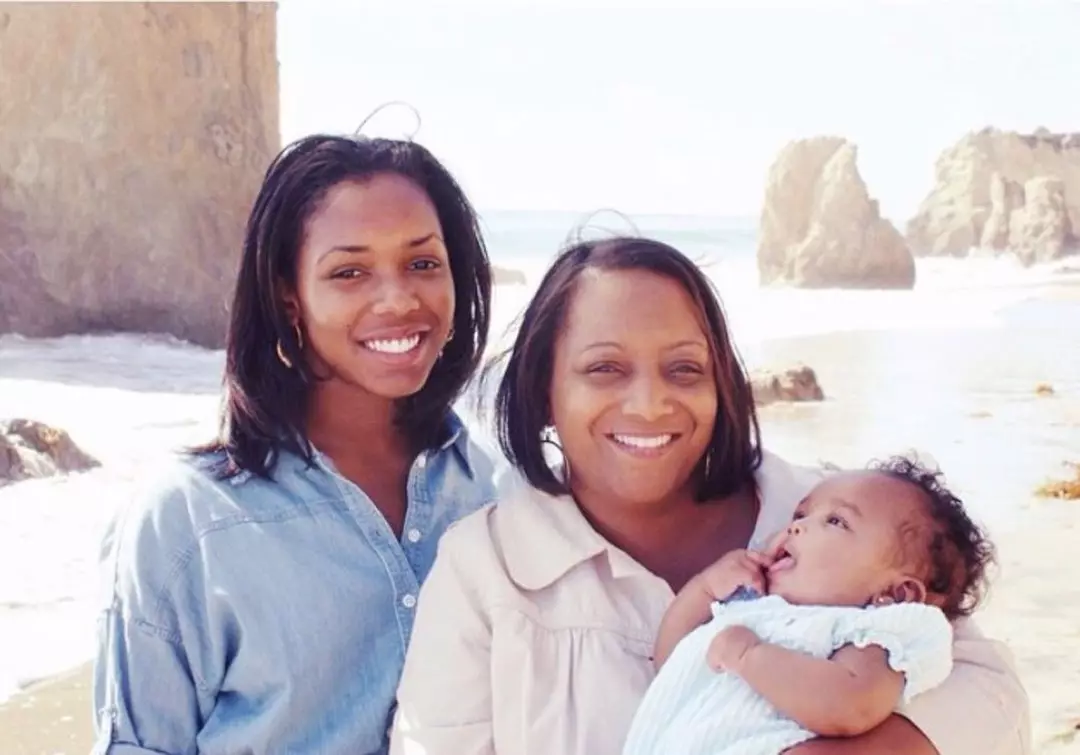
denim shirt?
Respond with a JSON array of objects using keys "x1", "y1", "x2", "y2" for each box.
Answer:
[{"x1": 92, "y1": 415, "x2": 496, "y2": 755}]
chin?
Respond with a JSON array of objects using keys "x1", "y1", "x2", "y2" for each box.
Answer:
[{"x1": 607, "y1": 477, "x2": 685, "y2": 510}]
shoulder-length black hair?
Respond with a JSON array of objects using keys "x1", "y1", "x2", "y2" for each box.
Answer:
[
  {"x1": 487, "y1": 236, "x2": 760, "y2": 501},
  {"x1": 203, "y1": 134, "x2": 491, "y2": 478}
]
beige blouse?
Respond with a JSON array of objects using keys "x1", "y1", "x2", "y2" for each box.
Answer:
[{"x1": 390, "y1": 452, "x2": 1030, "y2": 755}]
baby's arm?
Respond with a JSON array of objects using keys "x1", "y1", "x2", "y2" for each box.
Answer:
[
  {"x1": 654, "y1": 578, "x2": 715, "y2": 668},
  {"x1": 710, "y1": 627, "x2": 903, "y2": 737},
  {"x1": 654, "y1": 550, "x2": 769, "y2": 668}
]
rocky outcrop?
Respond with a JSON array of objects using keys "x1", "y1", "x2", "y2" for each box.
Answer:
[
  {"x1": 0, "y1": 419, "x2": 99, "y2": 485},
  {"x1": 493, "y1": 266, "x2": 527, "y2": 285},
  {"x1": 906, "y1": 128, "x2": 1080, "y2": 263},
  {"x1": 750, "y1": 366, "x2": 825, "y2": 407},
  {"x1": 757, "y1": 137, "x2": 915, "y2": 289},
  {"x1": 0, "y1": 4, "x2": 279, "y2": 348}
]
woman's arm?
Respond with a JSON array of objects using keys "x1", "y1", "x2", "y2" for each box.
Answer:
[
  {"x1": 92, "y1": 482, "x2": 216, "y2": 754},
  {"x1": 784, "y1": 618, "x2": 1030, "y2": 755},
  {"x1": 782, "y1": 715, "x2": 936, "y2": 755},
  {"x1": 390, "y1": 521, "x2": 496, "y2": 755}
]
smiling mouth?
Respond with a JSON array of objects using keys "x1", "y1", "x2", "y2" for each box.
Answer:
[
  {"x1": 362, "y1": 333, "x2": 424, "y2": 355},
  {"x1": 608, "y1": 433, "x2": 678, "y2": 455}
]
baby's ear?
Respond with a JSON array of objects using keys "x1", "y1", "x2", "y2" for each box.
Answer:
[
  {"x1": 871, "y1": 577, "x2": 928, "y2": 607},
  {"x1": 890, "y1": 578, "x2": 928, "y2": 605}
]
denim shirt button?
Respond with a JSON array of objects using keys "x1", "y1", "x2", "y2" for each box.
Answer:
[
  {"x1": 416, "y1": 453, "x2": 427, "y2": 469},
  {"x1": 406, "y1": 528, "x2": 421, "y2": 543},
  {"x1": 401, "y1": 593, "x2": 417, "y2": 609}
]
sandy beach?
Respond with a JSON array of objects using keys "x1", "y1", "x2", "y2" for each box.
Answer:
[{"x1": 0, "y1": 664, "x2": 92, "y2": 754}]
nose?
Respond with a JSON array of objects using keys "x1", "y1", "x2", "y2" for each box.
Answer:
[
  {"x1": 787, "y1": 521, "x2": 804, "y2": 536},
  {"x1": 623, "y1": 371, "x2": 674, "y2": 422},
  {"x1": 370, "y1": 274, "x2": 420, "y2": 317}
]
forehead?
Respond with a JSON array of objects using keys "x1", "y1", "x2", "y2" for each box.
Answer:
[
  {"x1": 305, "y1": 173, "x2": 440, "y2": 245},
  {"x1": 560, "y1": 267, "x2": 708, "y2": 349},
  {"x1": 807, "y1": 471, "x2": 928, "y2": 523}
]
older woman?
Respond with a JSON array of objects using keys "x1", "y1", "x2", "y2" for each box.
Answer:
[{"x1": 390, "y1": 236, "x2": 1028, "y2": 755}]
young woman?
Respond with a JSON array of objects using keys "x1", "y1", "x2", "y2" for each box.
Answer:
[
  {"x1": 391, "y1": 236, "x2": 1029, "y2": 755},
  {"x1": 93, "y1": 134, "x2": 496, "y2": 755}
]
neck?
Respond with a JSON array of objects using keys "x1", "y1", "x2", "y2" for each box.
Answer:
[
  {"x1": 572, "y1": 480, "x2": 751, "y2": 592},
  {"x1": 305, "y1": 379, "x2": 410, "y2": 461}
]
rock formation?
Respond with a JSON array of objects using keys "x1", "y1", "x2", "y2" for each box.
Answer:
[
  {"x1": 757, "y1": 137, "x2": 915, "y2": 289},
  {"x1": 0, "y1": 419, "x2": 99, "y2": 485},
  {"x1": 906, "y1": 128, "x2": 1080, "y2": 264},
  {"x1": 750, "y1": 366, "x2": 825, "y2": 407},
  {"x1": 0, "y1": 3, "x2": 279, "y2": 348}
]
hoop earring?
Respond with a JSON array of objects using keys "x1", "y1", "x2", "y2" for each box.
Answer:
[
  {"x1": 703, "y1": 449, "x2": 713, "y2": 478},
  {"x1": 541, "y1": 426, "x2": 571, "y2": 484},
  {"x1": 275, "y1": 323, "x2": 303, "y2": 369},
  {"x1": 439, "y1": 327, "x2": 456, "y2": 359}
]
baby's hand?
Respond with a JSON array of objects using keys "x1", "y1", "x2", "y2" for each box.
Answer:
[
  {"x1": 706, "y1": 625, "x2": 761, "y2": 673},
  {"x1": 691, "y1": 548, "x2": 770, "y2": 604}
]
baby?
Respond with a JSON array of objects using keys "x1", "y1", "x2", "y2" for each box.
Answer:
[{"x1": 623, "y1": 455, "x2": 995, "y2": 755}]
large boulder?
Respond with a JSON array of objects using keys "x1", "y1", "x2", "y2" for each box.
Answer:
[
  {"x1": 907, "y1": 128, "x2": 1080, "y2": 263},
  {"x1": 0, "y1": 3, "x2": 279, "y2": 348},
  {"x1": 750, "y1": 366, "x2": 825, "y2": 407},
  {"x1": 1011, "y1": 176, "x2": 1072, "y2": 266},
  {"x1": 757, "y1": 137, "x2": 915, "y2": 289},
  {"x1": 0, "y1": 419, "x2": 99, "y2": 486}
]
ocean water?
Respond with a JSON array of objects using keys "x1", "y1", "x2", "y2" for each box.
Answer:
[{"x1": 2, "y1": 210, "x2": 1079, "y2": 704}]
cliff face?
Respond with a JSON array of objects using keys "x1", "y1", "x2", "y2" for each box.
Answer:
[
  {"x1": 906, "y1": 128, "x2": 1080, "y2": 263},
  {"x1": 0, "y1": 3, "x2": 279, "y2": 347},
  {"x1": 757, "y1": 137, "x2": 915, "y2": 289}
]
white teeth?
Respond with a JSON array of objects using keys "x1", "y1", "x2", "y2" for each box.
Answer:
[
  {"x1": 364, "y1": 334, "x2": 421, "y2": 354},
  {"x1": 613, "y1": 434, "x2": 673, "y2": 449}
]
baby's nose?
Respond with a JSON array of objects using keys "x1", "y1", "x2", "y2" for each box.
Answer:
[{"x1": 787, "y1": 521, "x2": 804, "y2": 536}]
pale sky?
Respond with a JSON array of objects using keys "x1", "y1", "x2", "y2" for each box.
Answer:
[{"x1": 277, "y1": 1, "x2": 1080, "y2": 219}]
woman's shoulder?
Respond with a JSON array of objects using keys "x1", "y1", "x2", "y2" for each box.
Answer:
[{"x1": 107, "y1": 449, "x2": 305, "y2": 559}]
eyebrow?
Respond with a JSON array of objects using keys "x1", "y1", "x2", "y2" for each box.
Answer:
[
  {"x1": 580, "y1": 338, "x2": 707, "y2": 352},
  {"x1": 834, "y1": 499, "x2": 864, "y2": 518},
  {"x1": 319, "y1": 232, "x2": 442, "y2": 261}
]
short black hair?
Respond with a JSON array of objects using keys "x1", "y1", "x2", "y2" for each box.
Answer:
[
  {"x1": 485, "y1": 236, "x2": 761, "y2": 500},
  {"x1": 870, "y1": 455, "x2": 995, "y2": 618},
  {"x1": 202, "y1": 134, "x2": 491, "y2": 478}
]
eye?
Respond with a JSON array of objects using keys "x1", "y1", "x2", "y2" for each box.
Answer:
[
  {"x1": 331, "y1": 267, "x2": 365, "y2": 280},
  {"x1": 827, "y1": 514, "x2": 850, "y2": 530},
  {"x1": 586, "y1": 362, "x2": 622, "y2": 375},
  {"x1": 670, "y1": 361, "x2": 704, "y2": 375},
  {"x1": 410, "y1": 258, "x2": 442, "y2": 272},
  {"x1": 792, "y1": 509, "x2": 806, "y2": 520}
]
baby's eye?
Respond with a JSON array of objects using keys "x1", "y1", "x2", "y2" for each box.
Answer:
[
  {"x1": 792, "y1": 510, "x2": 806, "y2": 520},
  {"x1": 827, "y1": 514, "x2": 850, "y2": 529}
]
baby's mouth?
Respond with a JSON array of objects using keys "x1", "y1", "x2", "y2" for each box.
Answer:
[{"x1": 769, "y1": 547, "x2": 796, "y2": 573}]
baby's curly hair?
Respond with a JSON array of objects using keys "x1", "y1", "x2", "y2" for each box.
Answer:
[{"x1": 869, "y1": 455, "x2": 996, "y2": 619}]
